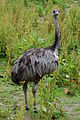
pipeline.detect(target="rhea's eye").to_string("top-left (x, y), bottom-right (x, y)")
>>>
top-left (58, 10), bottom-right (60, 13)
top-left (53, 10), bottom-right (55, 14)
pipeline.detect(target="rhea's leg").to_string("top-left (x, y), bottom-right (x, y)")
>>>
top-left (32, 84), bottom-right (37, 112)
top-left (23, 82), bottom-right (29, 110)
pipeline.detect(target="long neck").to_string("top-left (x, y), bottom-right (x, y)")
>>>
top-left (51, 16), bottom-right (61, 51)
top-left (53, 16), bottom-right (59, 29)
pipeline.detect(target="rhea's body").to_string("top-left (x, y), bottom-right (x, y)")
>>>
top-left (11, 48), bottom-right (58, 84)
top-left (11, 9), bottom-right (61, 111)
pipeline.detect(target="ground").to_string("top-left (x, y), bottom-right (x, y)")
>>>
top-left (0, 76), bottom-right (80, 120)
top-left (0, 59), bottom-right (80, 120)
top-left (55, 88), bottom-right (80, 120)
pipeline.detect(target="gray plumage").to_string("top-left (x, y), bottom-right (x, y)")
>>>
top-left (11, 10), bottom-right (61, 111)
top-left (12, 48), bottom-right (58, 84)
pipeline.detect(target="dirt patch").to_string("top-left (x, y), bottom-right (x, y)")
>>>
top-left (60, 96), bottom-right (80, 120)
top-left (24, 113), bottom-right (30, 120)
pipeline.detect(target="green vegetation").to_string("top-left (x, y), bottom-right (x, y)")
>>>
top-left (0, 0), bottom-right (80, 120)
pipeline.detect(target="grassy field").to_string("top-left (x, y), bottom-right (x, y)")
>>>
top-left (0, 59), bottom-right (80, 120)
top-left (0, 0), bottom-right (80, 120)
top-left (0, 73), bottom-right (80, 120)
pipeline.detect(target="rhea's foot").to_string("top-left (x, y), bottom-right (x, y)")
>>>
top-left (25, 105), bottom-right (30, 111)
top-left (33, 107), bottom-right (38, 113)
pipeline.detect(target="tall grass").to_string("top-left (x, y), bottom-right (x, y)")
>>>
top-left (0, 0), bottom-right (80, 119)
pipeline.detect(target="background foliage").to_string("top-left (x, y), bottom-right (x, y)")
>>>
top-left (0, 0), bottom-right (80, 120)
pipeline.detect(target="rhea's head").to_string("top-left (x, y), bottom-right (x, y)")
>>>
top-left (52, 10), bottom-right (60, 16)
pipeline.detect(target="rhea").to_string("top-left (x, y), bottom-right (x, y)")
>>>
top-left (11, 10), bottom-right (61, 111)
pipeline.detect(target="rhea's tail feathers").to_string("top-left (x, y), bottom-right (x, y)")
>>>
top-left (11, 71), bottom-right (20, 85)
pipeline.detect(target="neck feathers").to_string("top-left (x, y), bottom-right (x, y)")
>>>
top-left (51, 16), bottom-right (61, 51)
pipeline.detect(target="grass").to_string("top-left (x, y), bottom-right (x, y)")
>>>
top-left (0, 59), bottom-right (80, 120)
top-left (0, 0), bottom-right (80, 119)
top-left (0, 77), bottom-right (80, 120)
